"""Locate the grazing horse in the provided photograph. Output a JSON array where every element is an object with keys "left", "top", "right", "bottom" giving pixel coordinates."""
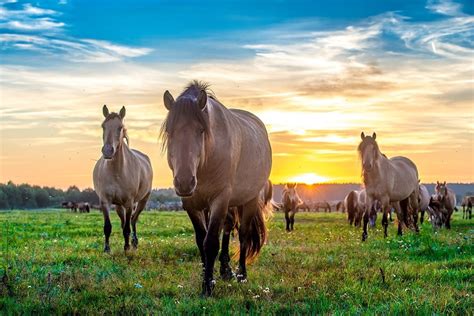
[
  {"left": 344, "top": 191, "right": 358, "bottom": 225},
  {"left": 160, "top": 81, "right": 272, "bottom": 296},
  {"left": 314, "top": 201, "right": 331, "bottom": 213},
  {"left": 461, "top": 196, "right": 473, "bottom": 219},
  {"left": 78, "top": 202, "right": 90, "bottom": 213},
  {"left": 282, "top": 183, "right": 301, "bottom": 231},
  {"left": 62, "top": 201, "right": 77, "bottom": 212},
  {"left": 434, "top": 181, "right": 457, "bottom": 228},
  {"left": 93, "top": 105, "right": 153, "bottom": 252},
  {"left": 358, "top": 132, "right": 419, "bottom": 241}
]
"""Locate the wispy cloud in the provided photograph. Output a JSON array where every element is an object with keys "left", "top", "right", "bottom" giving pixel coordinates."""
[
  {"left": 426, "top": 0, "right": 464, "bottom": 16},
  {"left": 0, "top": 1, "right": 153, "bottom": 62}
]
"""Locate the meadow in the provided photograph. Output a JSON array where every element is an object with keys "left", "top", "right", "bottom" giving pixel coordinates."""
[{"left": 0, "top": 209, "right": 472, "bottom": 314}]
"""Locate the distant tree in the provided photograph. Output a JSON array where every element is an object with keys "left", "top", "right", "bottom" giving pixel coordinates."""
[
  {"left": 65, "top": 185, "right": 81, "bottom": 202},
  {"left": 0, "top": 186, "right": 10, "bottom": 209}
]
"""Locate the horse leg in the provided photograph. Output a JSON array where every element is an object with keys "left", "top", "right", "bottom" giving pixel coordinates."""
[
  {"left": 361, "top": 208, "right": 369, "bottom": 241},
  {"left": 131, "top": 195, "right": 149, "bottom": 249},
  {"left": 219, "top": 209, "right": 235, "bottom": 281},
  {"left": 236, "top": 197, "right": 259, "bottom": 284},
  {"left": 285, "top": 210, "right": 290, "bottom": 232},
  {"left": 290, "top": 210, "right": 296, "bottom": 231},
  {"left": 446, "top": 209, "right": 452, "bottom": 229},
  {"left": 122, "top": 202, "right": 133, "bottom": 252},
  {"left": 409, "top": 192, "right": 420, "bottom": 233},
  {"left": 115, "top": 205, "right": 126, "bottom": 229},
  {"left": 420, "top": 209, "right": 424, "bottom": 224},
  {"left": 187, "top": 209, "right": 207, "bottom": 267},
  {"left": 101, "top": 202, "right": 112, "bottom": 253},
  {"left": 202, "top": 196, "right": 229, "bottom": 297}
]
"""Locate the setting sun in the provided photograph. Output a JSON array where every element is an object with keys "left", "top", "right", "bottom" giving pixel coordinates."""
[{"left": 288, "top": 173, "right": 330, "bottom": 185}]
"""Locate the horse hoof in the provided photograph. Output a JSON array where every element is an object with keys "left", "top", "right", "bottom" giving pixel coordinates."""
[
  {"left": 132, "top": 239, "right": 138, "bottom": 249},
  {"left": 201, "top": 279, "right": 216, "bottom": 297},
  {"left": 220, "top": 268, "right": 235, "bottom": 281},
  {"left": 104, "top": 245, "right": 111, "bottom": 253},
  {"left": 362, "top": 233, "right": 367, "bottom": 242}
]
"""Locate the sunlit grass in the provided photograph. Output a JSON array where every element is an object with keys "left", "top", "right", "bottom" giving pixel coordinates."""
[{"left": 0, "top": 210, "right": 472, "bottom": 314}]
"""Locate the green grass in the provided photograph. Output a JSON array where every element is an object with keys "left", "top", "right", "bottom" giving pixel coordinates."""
[{"left": 0, "top": 210, "right": 473, "bottom": 314}]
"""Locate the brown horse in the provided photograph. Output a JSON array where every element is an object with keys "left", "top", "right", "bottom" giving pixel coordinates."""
[
  {"left": 161, "top": 81, "right": 272, "bottom": 296},
  {"left": 336, "top": 200, "right": 345, "bottom": 213},
  {"left": 77, "top": 202, "right": 90, "bottom": 213},
  {"left": 434, "top": 181, "right": 457, "bottom": 228},
  {"left": 461, "top": 195, "right": 473, "bottom": 219},
  {"left": 313, "top": 201, "right": 331, "bottom": 212},
  {"left": 282, "top": 183, "right": 301, "bottom": 231},
  {"left": 358, "top": 132, "right": 419, "bottom": 241},
  {"left": 93, "top": 105, "right": 153, "bottom": 252},
  {"left": 344, "top": 190, "right": 366, "bottom": 226}
]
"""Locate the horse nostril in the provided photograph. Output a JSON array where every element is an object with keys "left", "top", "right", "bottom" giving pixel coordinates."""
[
  {"left": 173, "top": 176, "right": 180, "bottom": 188},
  {"left": 102, "top": 144, "right": 114, "bottom": 158},
  {"left": 190, "top": 176, "right": 196, "bottom": 188}
]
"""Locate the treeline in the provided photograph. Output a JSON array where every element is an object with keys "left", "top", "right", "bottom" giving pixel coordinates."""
[
  {"left": 0, "top": 181, "right": 182, "bottom": 210},
  {"left": 0, "top": 181, "right": 99, "bottom": 210}
]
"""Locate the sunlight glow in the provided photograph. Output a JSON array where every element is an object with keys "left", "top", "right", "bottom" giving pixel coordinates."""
[{"left": 288, "top": 173, "right": 330, "bottom": 185}]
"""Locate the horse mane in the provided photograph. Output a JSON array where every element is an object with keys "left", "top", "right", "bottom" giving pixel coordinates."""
[{"left": 159, "top": 81, "right": 213, "bottom": 152}]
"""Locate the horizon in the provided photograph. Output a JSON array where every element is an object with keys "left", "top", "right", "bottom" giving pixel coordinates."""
[{"left": 1, "top": 0, "right": 473, "bottom": 188}]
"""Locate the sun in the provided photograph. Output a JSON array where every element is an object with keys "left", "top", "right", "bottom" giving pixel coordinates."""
[{"left": 288, "top": 173, "right": 329, "bottom": 185}]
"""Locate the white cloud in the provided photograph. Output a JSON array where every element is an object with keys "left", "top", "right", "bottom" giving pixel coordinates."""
[{"left": 426, "top": 0, "right": 463, "bottom": 16}]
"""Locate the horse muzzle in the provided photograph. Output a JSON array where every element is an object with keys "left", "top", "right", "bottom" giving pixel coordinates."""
[
  {"left": 174, "top": 175, "right": 197, "bottom": 197},
  {"left": 102, "top": 144, "right": 115, "bottom": 160}
]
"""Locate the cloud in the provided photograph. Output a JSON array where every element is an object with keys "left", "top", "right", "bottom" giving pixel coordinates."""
[
  {"left": 0, "top": 2, "right": 153, "bottom": 62},
  {"left": 426, "top": 0, "right": 463, "bottom": 16}
]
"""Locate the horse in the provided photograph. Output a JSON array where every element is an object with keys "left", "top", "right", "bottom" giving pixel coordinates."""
[
  {"left": 160, "top": 81, "right": 272, "bottom": 296},
  {"left": 336, "top": 200, "right": 345, "bottom": 213},
  {"left": 297, "top": 200, "right": 311, "bottom": 212},
  {"left": 282, "top": 183, "right": 301, "bottom": 231},
  {"left": 313, "top": 201, "right": 331, "bottom": 212},
  {"left": 418, "top": 184, "right": 431, "bottom": 224},
  {"left": 434, "top": 181, "right": 457, "bottom": 228},
  {"left": 61, "top": 201, "right": 77, "bottom": 212},
  {"left": 93, "top": 105, "right": 153, "bottom": 253},
  {"left": 461, "top": 195, "right": 473, "bottom": 219},
  {"left": 77, "top": 202, "right": 90, "bottom": 213},
  {"left": 344, "top": 190, "right": 358, "bottom": 226},
  {"left": 358, "top": 132, "right": 419, "bottom": 241},
  {"left": 428, "top": 196, "right": 446, "bottom": 229}
]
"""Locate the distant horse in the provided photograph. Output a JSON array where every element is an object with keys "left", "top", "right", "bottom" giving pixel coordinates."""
[
  {"left": 336, "top": 200, "right": 345, "bottom": 213},
  {"left": 297, "top": 200, "right": 311, "bottom": 212},
  {"left": 62, "top": 201, "right": 77, "bottom": 212},
  {"left": 434, "top": 181, "right": 457, "bottom": 228},
  {"left": 428, "top": 196, "right": 446, "bottom": 229},
  {"left": 358, "top": 132, "right": 419, "bottom": 241},
  {"left": 160, "top": 81, "right": 272, "bottom": 296},
  {"left": 418, "top": 184, "right": 431, "bottom": 224},
  {"left": 93, "top": 105, "right": 153, "bottom": 253},
  {"left": 344, "top": 190, "right": 358, "bottom": 226},
  {"left": 461, "top": 196, "right": 473, "bottom": 219},
  {"left": 313, "top": 201, "right": 331, "bottom": 212},
  {"left": 282, "top": 183, "right": 301, "bottom": 231},
  {"left": 77, "top": 202, "right": 90, "bottom": 213}
]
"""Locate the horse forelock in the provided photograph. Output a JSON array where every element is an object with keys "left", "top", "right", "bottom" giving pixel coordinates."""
[
  {"left": 159, "top": 94, "right": 212, "bottom": 153},
  {"left": 101, "top": 113, "right": 122, "bottom": 127}
]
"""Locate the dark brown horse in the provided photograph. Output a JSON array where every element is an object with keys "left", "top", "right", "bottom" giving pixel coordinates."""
[
  {"left": 282, "top": 183, "right": 301, "bottom": 231},
  {"left": 461, "top": 195, "right": 473, "bottom": 219},
  {"left": 161, "top": 81, "right": 272, "bottom": 296}
]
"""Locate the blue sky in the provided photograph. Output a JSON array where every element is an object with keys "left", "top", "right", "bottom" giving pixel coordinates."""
[{"left": 1, "top": 0, "right": 473, "bottom": 188}]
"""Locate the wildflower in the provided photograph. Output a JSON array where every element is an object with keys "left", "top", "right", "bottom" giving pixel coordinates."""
[
  {"left": 134, "top": 283, "right": 143, "bottom": 289},
  {"left": 253, "top": 294, "right": 260, "bottom": 299},
  {"left": 177, "top": 284, "right": 183, "bottom": 289},
  {"left": 263, "top": 287, "right": 270, "bottom": 294}
]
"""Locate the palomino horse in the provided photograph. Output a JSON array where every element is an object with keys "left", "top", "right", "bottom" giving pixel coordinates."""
[
  {"left": 358, "top": 132, "right": 419, "bottom": 241},
  {"left": 461, "top": 195, "right": 473, "bottom": 219},
  {"left": 282, "top": 183, "right": 301, "bottom": 231},
  {"left": 93, "top": 105, "right": 153, "bottom": 252},
  {"left": 434, "top": 181, "right": 457, "bottom": 228},
  {"left": 161, "top": 81, "right": 272, "bottom": 296}
]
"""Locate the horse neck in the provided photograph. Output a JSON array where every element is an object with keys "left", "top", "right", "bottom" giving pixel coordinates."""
[{"left": 108, "top": 141, "right": 132, "bottom": 173}]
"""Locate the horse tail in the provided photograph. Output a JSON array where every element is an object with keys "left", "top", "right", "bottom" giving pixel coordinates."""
[
  {"left": 264, "top": 180, "right": 273, "bottom": 205},
  {"left": 234, "top": 183, "right": 274, "bottom": 263}
]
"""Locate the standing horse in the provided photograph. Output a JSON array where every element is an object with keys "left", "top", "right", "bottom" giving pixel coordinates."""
[
  {"left": 418, "top": 184, "right": 430, "bottom": 224},
  {"left": 282, "top": 183, "right": 301, "bottom": 231},
  {"left": 461, "top": 195, "right": 473, "bottom": 219},
  {"left": 358, "top": 132, "right": 419, "bottom": 241},
  {"left": 160, "top": 81, "right": 272, "bottom": 296},
  {"left": 434, "top": 181, "right": 457, "bottom": 228},
  {"left": 93, "top": 105, "right": 153, "bottom": 252}
]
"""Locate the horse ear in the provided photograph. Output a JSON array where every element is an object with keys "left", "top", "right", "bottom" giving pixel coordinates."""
[
  {"left": 372, "top": 132, "right": 376, "bottom": 140},
  {"left": 102, "top": 105, "right": 109, "bottom": 118},
  {"left": 119, "top": 106, "right": 126, "bottom": 119},
  {"left": 436, "top": 181, "right": 439, "bottom": 185},
  {"left": 443, "top": 181, "right": 446, "bottom": 185},
  {"left": 163, "top": 90, "right": 175, "bottom": 111},
  {"left": 361, "top": 132, "right": 365, "bottom": 140},
  {"left": 198, "top": 90, "right": 207, "bottom": 111}
]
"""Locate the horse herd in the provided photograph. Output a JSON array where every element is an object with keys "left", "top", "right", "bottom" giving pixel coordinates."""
[{"left": 90, "top": 81, "right": 471, "bottom": 297}]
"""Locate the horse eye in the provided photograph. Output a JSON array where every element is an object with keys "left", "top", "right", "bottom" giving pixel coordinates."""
[{"left": 200, "top": 128, "right": 205, "bottom": 134}]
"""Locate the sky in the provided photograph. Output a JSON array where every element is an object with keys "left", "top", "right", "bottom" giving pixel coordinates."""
[{"left": 0, "top": 0, "right": 473, "bottom": 189}]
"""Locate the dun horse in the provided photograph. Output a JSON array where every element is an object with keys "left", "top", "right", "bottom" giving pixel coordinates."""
[
  {"left": 282, "top": 183, "right": 301, "bottom": 231},
  {"left": 160, "top": 81, "right": 272, "bottom": 296},
  {"left": 434, "top": 181, "right": 457, "bottom": 228},
  {"left": 418, "top": 184, "right": 431, "bottom": 224},
  {"left": 93, "top": 105, "right": 153, "bottom": 252},
  {"left": 358, "top": 132, "right": 419, "bottom": 241},
  {"left": 461, "top": 195, "right": 473, "bottom": 219}
]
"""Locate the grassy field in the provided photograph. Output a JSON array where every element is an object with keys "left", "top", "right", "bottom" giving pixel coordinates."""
[{"left": 0, "top": 209, "right": 472, "bottom": 314}]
